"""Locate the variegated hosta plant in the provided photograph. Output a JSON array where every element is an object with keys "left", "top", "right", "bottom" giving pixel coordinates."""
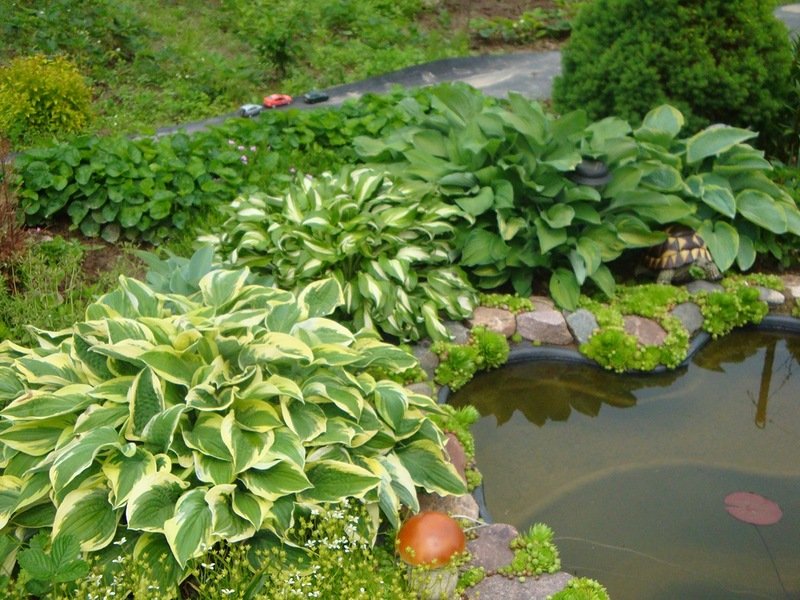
[
  {"left": 203, "top": 167, "right": 478, "bottom": 341},
  {"left": 0, "top": 272, "right": 465, "bottom": 591}
]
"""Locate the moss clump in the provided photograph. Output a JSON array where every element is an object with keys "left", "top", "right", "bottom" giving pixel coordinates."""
[
  {"left": 553, "top": 0, "right": 793, "bottom": 144},
  {"left": 478, "top": 293, "right": 534, "bottom": 313},
  {"left": 549, "top": 577, "right": 610, "bottom": 600},
  {"left": 698, "top": 284, "right": 768, "bottom": 338},
  {"left": 433, "top": 327, "right": 510, "bottom": 391},
  {"left": 499, "top": 523, "right": 561, "bottom": 577},
  {"left": 580, "top": 328, "right": 639, "bottom": 373}
]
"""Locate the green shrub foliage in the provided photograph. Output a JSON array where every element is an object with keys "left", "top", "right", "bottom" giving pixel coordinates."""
[
  {"left": 0, "top": 271, "right": 465, "bottom": 591},
  {"left": 0, "top": 55, "right": 93, "bottom": 146},
  {"left": 553, "top": 0, "right": 794, "bottom": 143}
]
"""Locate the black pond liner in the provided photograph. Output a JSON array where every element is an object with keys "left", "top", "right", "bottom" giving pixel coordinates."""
[{"left": 437, "top": 314, "right": 800, "bottom": 523}]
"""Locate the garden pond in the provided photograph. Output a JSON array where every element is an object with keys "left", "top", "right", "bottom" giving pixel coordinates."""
[{"left": 450, "top": 329, "right": 800, "bottom": 599}]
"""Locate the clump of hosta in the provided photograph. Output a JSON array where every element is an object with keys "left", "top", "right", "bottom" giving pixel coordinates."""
[
  {"left": 202, "top": 167, "right": 478, "bottom": 341},
  {"left": 0, "top": 271, "right": 465, "bottom": 593}
]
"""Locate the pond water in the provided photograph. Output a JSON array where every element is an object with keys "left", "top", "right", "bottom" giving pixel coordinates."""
[{"left": 450, "top": 330, "right": 800, "bottom": 599}]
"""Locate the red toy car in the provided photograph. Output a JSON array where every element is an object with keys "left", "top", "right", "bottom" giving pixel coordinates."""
[{"left": 263, "top": 94, "right": 293, "bottom": 108}]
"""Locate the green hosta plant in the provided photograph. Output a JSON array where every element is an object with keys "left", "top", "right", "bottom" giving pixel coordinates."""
[
  {"left": 0, "top": 271, "right": 465, "bottom": 593},
  {"left": 205, "top": 167, "right": 478, "bottom": 341}
]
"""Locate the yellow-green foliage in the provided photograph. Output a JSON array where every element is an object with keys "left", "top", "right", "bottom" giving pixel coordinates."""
[{"left": 0, "top": 54, "right": 92, "bottom": 146}]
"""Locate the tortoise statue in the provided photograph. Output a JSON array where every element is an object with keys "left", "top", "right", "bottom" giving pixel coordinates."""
[{"left": 643, "top": 225, "right": 722, "bottom": 284}]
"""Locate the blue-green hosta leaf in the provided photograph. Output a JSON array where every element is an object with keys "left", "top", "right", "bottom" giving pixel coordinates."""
[
  {"left": 588, "top": 264, "right": 616, "bottom": 299},
  {"left": 300, "top": 460, "right": 380, "bottom": 503},
  {"left": 164, "top": 488, "right": 213, "bottom": 568},
  {"left": 295, "top": 277, "right": 344, "bottom": 319},
  {"left": 290, "top": 318, "right": 355, "bottom": 347},
  {"left": 534, "top": 217, "right": 567, "bottom": 254},
  {"left": 635, "top": 105, "right": 685, "bottom": 145},
  {"left": 241, "top": 462, "right": 312, "bottom": 501},
  {"left": 395, "top": 440, "right": 466, "bottom": 496},
  {"left": 685, "top": 125, "right": 758, "bottom": 165},
  {"left": 612, "top": 215, "right": 665, "bottom": 247},
  {"left": 0, "top": 475, "right": 23, "bottom": 529},
  {"left": 0, "top": 416, "right": 75, "bottom": 456},
  {"left": 126, "top": 471, "right": 190, "bottom": 532},
  {"left": 102, "top": 446, "right": 158, "bottom": 508},
  {"left": 737, "top": 190, "right": 787, "bottom": 234},
  {"left": 781, "top": 199, "right": 800, "bottom": 237},
  {"left": 713, "top": 144, "right": 772, "bottom": 173},
  {"left": 461, "top": 228, "right": 510, "bottom": 266},
  {"left": 205, "top": 484, "right": 255, "bottom": 543},
  {"left": 736, "top": 235, "right": 757, "bottom": 271},
  {"left": 74, "top": 403, "right": 129, "bottom": 434},
  {"left": 701, "top": 184, "right": 737, "bottom": 218},
  {"left": 127, "top": 367, "right": 164, "bottom": 438},
  {"left": 280, "top": 398, "right": 325, "bottom": 442},
  {"left": 199, "top": 269, "right": 250, "bottom": 308},
  {"left": 182, "top": 413, "right": 231, "bottom": 461},
  {"left": 52, "top": 485, "right": 120, "bottom": 552},
  {"left": 698, "top": 221, "right": 738, "bottom": 273},
  {"left": 549, "top": 268, "right": 580, "bottom": 311},
  {"left": 639, "top": 163, "right": 684, "bottom": 193},
  {"left": 133, "top": 534, "right": 185, "bottom": 593},
  {"left": 50, "top": 427, "right": 120, "bottom": 495}
]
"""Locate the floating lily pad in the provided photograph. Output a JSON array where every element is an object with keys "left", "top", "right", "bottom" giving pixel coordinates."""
[{"left": 724, "top": 491, "right": 782, "bottom": 526}]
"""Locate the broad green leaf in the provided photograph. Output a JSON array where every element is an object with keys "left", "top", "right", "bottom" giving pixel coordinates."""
[
  {"left": 296, "top": 278, "right": 344, "bottom": 319},
  {"left": 241, "top": 462, "right": 312, "bottom": 500},
  {"left": 395, "top": 441, "right": 466, "bottom": 496},
  {"left": 535, "top": 217, "right": 567, "bottom": 253},
  {"left": 221, "top": 413, "right": 272, "bottom": 474},
  {"left": 142, "top": 404, "right": 186, "bottom": 453},
  {"left": 636, "top": 105, "right": 685, "bottom": 143},
  {"left": 0, "top": 416, "right": 74, "bottom": 456},
  {"left": 126, "top": 472, "right": 189, "bottom": 532},
  {"left": 128, "top": 367, "right": 165, "bottom": 438},
  {"left": 461, "top": 229, "right": 510, "bottom": 266},
  {"left": 701, "top": 184, "right": 736, "bottom": 218},
  {"left": 74, "top": 403, "right": 129, "bottom": 434},
  {"left": 613, "top": 216, "right": 664, "bottom": 247},
  {"left": 542, "top": 204, "right": 575, "bottom": 228},
  {"left": 455, "top": 187, "right": 493, "bottom": 216},
  {"left": 549, "top": 268, "right": 580, "bottom": 311},
  {"left": 0, "top": 476, "right": 23, "bottom": 529},
  {"left": 231, "top": 488, "right": 272, "bottom": 530},
  {"left": 568, "top": 250, "right": 586, "bottom": 285},
  {"left": 698, "top": 221, "right": 738, "bottom": 273},
  {"left": 194, "top": 453, "right": 236, "bottom": 485},
  {"left": 52, "top": 485, "right": 120, "bottom": 552},
  {"left": 139, "top": 348, "right": 200, "bottom": 386},
  {"left": 182, "top": 413, "right": 231, "bottom": 461},
  {"left": 588, "top": 264, "right": 616, "bottom": 299},
  {"left": 1, "top": 387, "right": 92, "bottom": 421},
  {"left": 164, "top": 488, "right": 213, "bottom": 567},
  {"left": 737, "top": 190, "right": 787, "bottom": 234},
  {"left": 0, "top": 367, "right": 24, "bottom": 404},
  {"left": 50, "top": 427, "right": 120, "bottom": 494},
  {"left": 301, "top": 460, "right": 380, "bottom": 502},
  {"left": 205, "top": 485, "right": 255, "bottom": 542},
  {"left": 685, "top": 126, "right": 758, "bottom": 164},
  {"left": 736, "top": 235, "right": 757, "bottom": 271},
  {"left": 199, "top": 269, "right": 250, "bottom": 307},
  {"left": 280, "top": 398, "right": 325, "bottom": 442},
  {"left": 102, "top": 447, "right": 158, "bottom": 508}
]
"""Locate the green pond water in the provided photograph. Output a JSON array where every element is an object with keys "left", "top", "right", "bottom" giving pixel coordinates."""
[{"left": 450, "top": 330, "right": 800, "bottom": 599}]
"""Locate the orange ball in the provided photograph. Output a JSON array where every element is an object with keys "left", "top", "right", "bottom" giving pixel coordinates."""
[{"left": 396, "top": 511, "right": 466, "bottom": 567}]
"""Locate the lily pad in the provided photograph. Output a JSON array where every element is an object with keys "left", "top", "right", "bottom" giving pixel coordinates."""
[{"left": 724, "top": 491, "right": 782, "bottom": 526}]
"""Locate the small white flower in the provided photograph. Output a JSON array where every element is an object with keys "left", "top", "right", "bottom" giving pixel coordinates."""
[
  {"left": 113, "top": 537, "right": 127, "bottom": 546},
  {"left": 221, "top": 589, "right": 235, "bottom": 596}
]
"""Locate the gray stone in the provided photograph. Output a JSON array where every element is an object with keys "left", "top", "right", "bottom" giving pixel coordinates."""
[
  {"left": 418, "top": 493, "right": 480, "bottom": 521},
  {"left": 464, "top": 572, "right": 573, "bottom": 600},
  {"left": 685, "top": 280, "right": 724, "bottom": 295},
  {"left": 406, "top": 382, "right": 434, "bottom": 398},
  {"left": 445, "top": 433, "right": 468, "bottom": 483},
  {"left": 623, "top": 315, "right": 667, "bottom": 346},
  {"left": 466, "top": 523, "right": 518, "bottom": 572},
  {"left": 565, "top": 309, "right": 598, "bottom": 345},
  {"left": 517, "top": 310, "right": 574, "bottom": 345},
  {"left": 530, "top": 295, "right": 555, "bottom": 312},
  {"left": 411, "top": 343, "right": 439, "bottom": 380},
  {"left": 757, "top": 286, "right": 785, "bottom": 306},
  {"left": 468, "top": 306, "right": 517, "bottom": 338},
  {"left": 443, "top": 320, "right": 471, "bottom": 345},
  {"left": 781, "top": 274, "right": 800, "bottom": 300},
  {"left": 670, "top": 302, "right": 704, "bottom": 336}
]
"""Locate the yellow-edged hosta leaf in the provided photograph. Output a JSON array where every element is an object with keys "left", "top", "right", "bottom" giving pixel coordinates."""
[
  {"left": 193, "top": 451, "right": 236, "bottom": 485},
  {"left": 0, "top": 475, "right": 23, "bottom": 529},
  {"left": 309, "top": 344, "right": 361, "bottom": 366},
  {"left": 240, "top": 333, "right": 314, "bottom": 366},
  {"left": 220, "top": 412, "right": 273, "bottom": 474},
  {"left": 105, "top": 318, "right": 157, "bottom": 344},
  {"left": 186, "top": 385, "right": 235, "bottom": 412},
  {"left": 205, "top": 484, "right": 255, "bottom": 542},
  {"left": 377, "top": 453, "right": 419, "bottom": 512},
  {"left": 373, "top": 382, "right": 408, "bottom": 430},
  {"left": 14, "top": 354, "right": 79, "bottom": 387},
  {"left": 240, "top": 462, "right": 312, "bottom": 500},
  {"left": 358, "top": 457, "right": 401, "bottom": 529},
  {"left": 231, "top": 488, "right": 272, "bottom": 529},
  {"left": 126, "top": 471, "right": 189, "bottom": 532},
  {"left": 142, "top": 404, "right": 186, "bottom": 454},
  {"left": 280, "top": 398, "right": 325, "bottom": 442},
  {"left": 0, "top": 416, "right": 75, "bottom": 456},
  {"left": 199, "top": 269, "right": 250, "bottom": 308},
  {"left": 74, "top": 403, "right": 129, "bottom": 434},
  {"left": 1, "top": 384, "right": 93, "bottom": 421},
  {"left": 139, "top": 347, "right": 202, "bottom": 387},
  {"left": 290, "top": 318, "right": 355, "bottom": 347},
  {"left": 52, "top": 485, "right": 120, "bottom": 552},
  {"left": 233, "top": 398, "right": 282, "bottom": 433},
  {"left": 127, "top": 367, "right": 164, "bottom": 438},
  {"left": 88, "top": 376, "right": 135, "bottom": 404},
  {"left": 300, "top": 460, "right": 380, "bottom": 502},
  {"left": 119, "top": 277, "right": 161, "bottom": 317},
  {"left": 49, "top": 426, "right": 120, "bottom": 495},
  {"left": 164, "top": 488, "right": 213, "bottom": 568},
  {"left": 15, "top": 471, "right": 51, "bottom": 512},
  {"left": 182, "top": 413, "right": 231, "bottom": 461},
  {"left": 395, "top": 440, "right": 466, "bottom": 496},
  {"left": 102, "top": 446, "right": 158, "bottom": 508},
  {"left": 0, "top": 366, "right": 24, "bottom": 404},
  {"left": 91, "top": 339, "right": 153, "bottom": 364}
]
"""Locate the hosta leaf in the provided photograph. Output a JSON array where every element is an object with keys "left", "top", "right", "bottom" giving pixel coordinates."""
[
  {"left": 1, "top": 387, "right": 92, "bottom": 421},
  {"left": 549, "top": 268, "right": 580, "bottom": 311},
  {"left": 309, "top": 344, "right": 361, "bottom": 366},
  {"left": 118, "top": 277, "right": 161, "bottom": 318},
  {"left": 52, "top": 485, "right": 120, "bottom": 552},
  {"left": 357, "top": 272, "right": 385, "bottom": 307},
  {"left": 300, "top": 460, "right": 380, "bottom": 502},
  {"left": 350, "top": 339, "right": 418, "bottom": 371},
  {"left": 0, "top": 476, "right": 23, "bottom": 529},
  {"left": 535, "top": 217, "right": 567, "bottom": 254},
  {"left": 542, "top": 204, "right": 575, "bottom": 229},
  {"left": 0, "top": 367, "right": 24, "bottom": 404},
  {"left": 296, "top": 278, "right": 344, "bottom": 319},
  {"left": 291, "top": 318, "right": 355, "bottom": 347},
  {"left": 139, "top": 348, "right": 201, "bottom": 386},
  {"left": 142, "top": 404, "right": 186, "bottom": 453},
  {"left": 205, "top": 485, "right": 255, "bottom": 542},
  {"left": 126, "top": 472, "right": 190, "bottom": 532},
  {"left": 128, "top": 367, "right": 165, "bottom": 438},
  {"left": 0, "top": 416, "right": 75, "bottom": 456},
  {"left": 373, "top": 382, "right": 409, "bottom": 431},
  {"left": 185, "top": 385, "right": 234, "bottom": 412},
  {"left": 698, "top": 221, "right": 738, "bottom": 273},
  {"left": 701, "top": 184, "right": 736, "bottom": 218},
  {"left": 685, "top": 125, "right": 758, "bottom": 164},
  {"left": 50, "top": 427, "right": 120, "bottom": 495},
  {"left": 193, "top": 453, "right": 236, "bottom": 485},
  {"left": 241, "top": 333, "right": 314, "bottom": 366},
  {"left": 280, "top": 398, "right": 325, "bottom": 442},
  {"left": 89, "top": 376, "right": 135, "bottom": 404},
  {"left": 358, "top": 457, "right": 400, "bottom": 529},
  {"left": 737, "top": 190, "right": 787, "bottom": 234},
  {"left": 231, "top": 488, "right": 272, "bottom": 530},
  {"left": 736, "top": 235, "right": 757, "bottom": 271},
  {"left": 395, "top": 440, "right": 466, "bottom": 496},
  {"left": 199, "top": 269, "right": 250, "bottom": 307},
  {"left": 636, "top": 104, "right": 685, "bottom": 144},
  {"left": 241, "top": 462, "right": 312, "bottom": 500},
  {"left": 377, "top": 453, "right": 419, "bottom": 512},
  {"left": 182, "top": 413, "right": 231, "bottom": 461},
  {"left": 102, "top": 446, "right": 158, "bottom": 508},
  {"left": 455, "top": 187, "right": 493, "bottom": 216},
  {"left": 164, "top": 488, "right": 213, "bottom": 568},
  {"left": 221, "top": 413, "right": 272, "bottom": 474},
  {"left": 461, "top": 229, "right": 510, "bottom": 266},
  {"left": 588, "top": 264, "right": 616, "bottom": 299},
  {"left": 74, "top": 403, "right": 129, "bottom": 434}
]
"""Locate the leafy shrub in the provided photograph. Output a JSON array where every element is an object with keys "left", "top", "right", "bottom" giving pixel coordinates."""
[
  {"left": 0, "top": 272, "right": 465, "bottom": 591},
  {"left": 357, "top": 85, "right": 800, "bottom": 309},
  {"left": 205, "top": 167, "right": 477, "bottom": 341},
  {"left": 0, "top": 55, "right": 93, "bottom": 146},
  {"left": 553, "top": 0, "right": 794, "bottom": 145}
]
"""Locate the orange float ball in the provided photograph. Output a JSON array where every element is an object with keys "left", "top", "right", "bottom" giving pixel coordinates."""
[{"left": 396, "top": 511, "right": 466, "bottom": 567}]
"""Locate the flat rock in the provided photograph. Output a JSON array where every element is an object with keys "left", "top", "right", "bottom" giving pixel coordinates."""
[
  {"left": 623, "top": 315, "right": 667, "bottom": 346},
  {"left": 781, "top": 274, "right": 800, "bottom": 300},
  {"left": 466, "top": 523, "right": 518, "bottom": 572},
  {"left": 464, "top": 572, "right": 573, "bottom": 600},
  {"left": 418, "top": 493, "right": 480, "bottom": 521},
  {"left": 757, "top": 286, "right": 785, "bottom": 306},
  {"left": 444, "top": 320, "right": 471, "bottom": 345},
  {"left": 685, "top": 280, "right": 724, "bottom": 295},
  {"left": 516, "top": 310, "right": 573, "bottom": 345},
  {"left": 468, "top": 306, "right": 517, "bottom": 338},
  {"left": 410, "top": 343, "right": 439, "bottom": 380},
  {"left": 670, "top": 302, "right": 704, "bottom": 336},
  {"left": 565, "top": 309, "right": 598, "bottom": 345},
  {"left": 530, "top": 295, "right": 555, "bottom": 312},
  {"left": 405, "top": 381, "right": 434, "bottom": 397}
]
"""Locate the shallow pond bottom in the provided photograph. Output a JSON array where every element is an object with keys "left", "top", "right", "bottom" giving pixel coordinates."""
[{"left": 450, "top": 330, "right": 800, "bottom": 599}]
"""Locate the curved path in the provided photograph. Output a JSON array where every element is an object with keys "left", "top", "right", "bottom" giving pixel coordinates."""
[{"left": 159, "top": 5, "right": 800, "bottom": 136}]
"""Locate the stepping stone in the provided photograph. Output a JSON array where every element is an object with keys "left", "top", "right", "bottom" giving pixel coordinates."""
[
  {"left": 517, "top": 310, "right": 573, "bottom": 345},
  {"left": 468, "top": 306, "right": 517, "bottom": 338}
]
